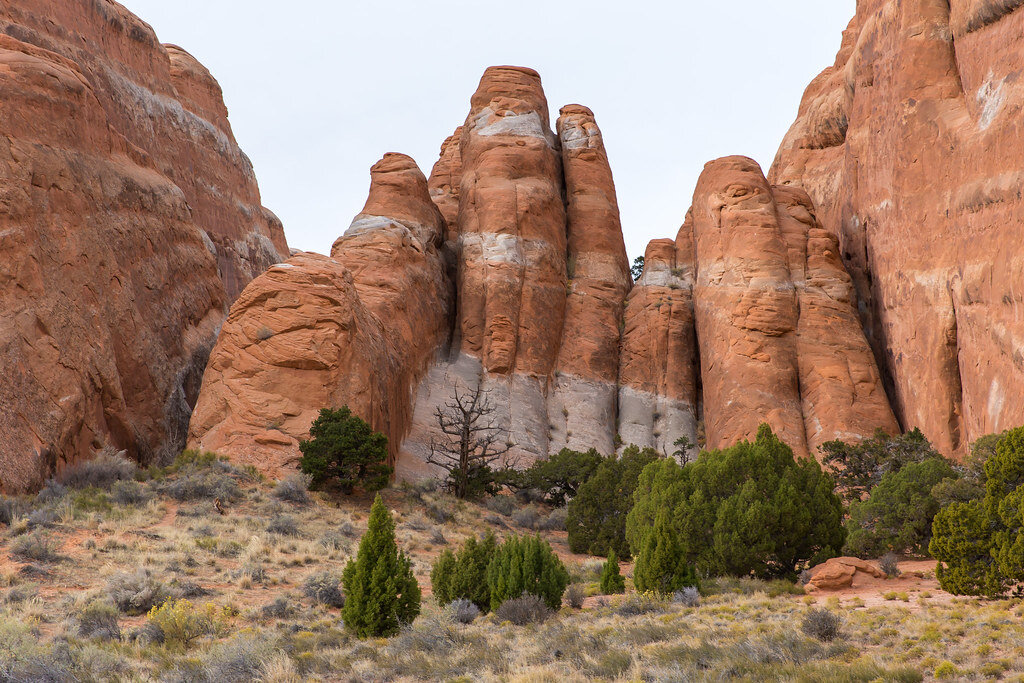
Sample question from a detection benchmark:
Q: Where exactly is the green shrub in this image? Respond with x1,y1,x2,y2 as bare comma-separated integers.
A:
820,427,940,504
633,508,699,595
566,445,659,559
430,532,496,612
627,424,844,579
342,494,420,637
599,548,625,595
486,534,569,612
300,407,391,494
844,457,956,557
931,426,1024,596
501,448,606,506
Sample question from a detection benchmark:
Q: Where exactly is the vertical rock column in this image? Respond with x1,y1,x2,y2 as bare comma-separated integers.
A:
774,185,900,453
453,66,568,461
617,233,700,458
690,156,808,457
547,105,632,455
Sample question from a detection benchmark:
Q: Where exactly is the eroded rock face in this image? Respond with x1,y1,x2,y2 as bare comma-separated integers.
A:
618,237,699,457
687,157,896,458
187,65,900,483
771,0,1024,455
549,105,632,456
188,154,450,476
0,1,284,492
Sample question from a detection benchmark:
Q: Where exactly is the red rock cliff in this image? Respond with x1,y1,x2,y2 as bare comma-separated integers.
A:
771,0,1024,455
0,0,285,492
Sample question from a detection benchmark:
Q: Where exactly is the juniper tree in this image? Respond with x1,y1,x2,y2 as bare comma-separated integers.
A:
430,532,497,612
633,508,699,595
427,385,513,499
342,494,420,637
299,407,391,494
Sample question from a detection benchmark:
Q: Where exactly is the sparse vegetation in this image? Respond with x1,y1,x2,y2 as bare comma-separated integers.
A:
801,607,841,642
1,437,1023,680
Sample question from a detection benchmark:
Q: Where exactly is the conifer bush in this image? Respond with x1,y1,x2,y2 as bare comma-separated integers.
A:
486,534,569,612
633,508,699,595
566,445,659,559
342,494,421,637
930,426,1024,596
627,424,844,579
430,532,497,612
844,457,956,557
599,548,626,595
299,407,392,494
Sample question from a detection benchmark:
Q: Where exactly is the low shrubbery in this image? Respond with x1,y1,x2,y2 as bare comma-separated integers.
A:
930,426,1024,596
302,571,345,608
495,594,551,625
431,532,497,612
628,424,844,580
801,608,841,642
486,534,569,612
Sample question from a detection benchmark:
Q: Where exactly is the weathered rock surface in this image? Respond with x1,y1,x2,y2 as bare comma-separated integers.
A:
686,157,896,457
618,236,699,457
772,0,1024,455
187,65,902,482
0,1,284,492
188,154,450,476
549,105,632,456
805,556,887,591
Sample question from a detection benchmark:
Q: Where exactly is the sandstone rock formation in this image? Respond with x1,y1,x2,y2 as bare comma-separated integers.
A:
549,105,632,456
188,154,450,477
0,1,285,492
772,0,1024,455
188,65,900,482
805,556,887,591
618,236,699,457
684,157,897,458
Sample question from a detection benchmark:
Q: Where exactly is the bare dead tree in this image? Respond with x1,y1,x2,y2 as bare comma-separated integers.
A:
427,384,514,499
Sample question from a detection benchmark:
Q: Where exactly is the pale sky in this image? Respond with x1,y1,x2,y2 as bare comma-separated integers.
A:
119,0,855,262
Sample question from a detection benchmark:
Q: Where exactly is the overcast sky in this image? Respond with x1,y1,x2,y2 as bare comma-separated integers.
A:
120,0,854,261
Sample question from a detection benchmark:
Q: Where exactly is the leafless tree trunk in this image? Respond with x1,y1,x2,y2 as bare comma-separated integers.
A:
427,384,513,498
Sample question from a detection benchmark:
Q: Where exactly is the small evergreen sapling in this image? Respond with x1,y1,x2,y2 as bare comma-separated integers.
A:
342,494,420,637
486,534,569,612
430,532,497,612
599,548,626,594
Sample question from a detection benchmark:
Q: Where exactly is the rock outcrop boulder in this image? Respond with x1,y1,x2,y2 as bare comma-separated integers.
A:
0,0,285,492
805,556,887,591
771,0,1024,455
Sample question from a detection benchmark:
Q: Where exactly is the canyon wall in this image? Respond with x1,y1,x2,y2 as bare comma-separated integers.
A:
0,0,285,492
771,0,1024,456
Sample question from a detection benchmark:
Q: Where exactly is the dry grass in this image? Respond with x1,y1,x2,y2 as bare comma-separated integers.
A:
0,457,1022,681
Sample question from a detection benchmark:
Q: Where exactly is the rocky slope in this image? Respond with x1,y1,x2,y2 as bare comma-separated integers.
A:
190,66,896,477
771,0,1024,456
0,0,285,492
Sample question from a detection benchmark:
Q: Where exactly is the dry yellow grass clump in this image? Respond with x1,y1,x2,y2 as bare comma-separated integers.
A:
1,451,1022,681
